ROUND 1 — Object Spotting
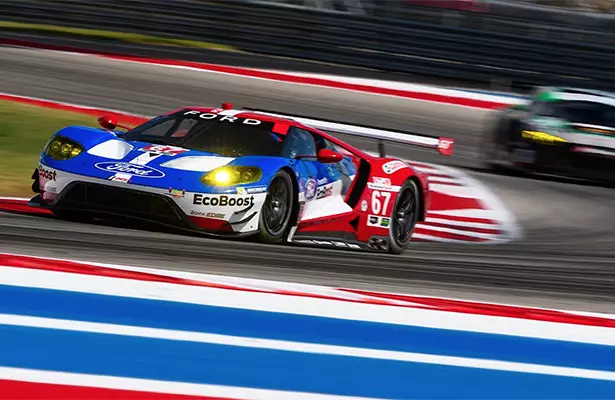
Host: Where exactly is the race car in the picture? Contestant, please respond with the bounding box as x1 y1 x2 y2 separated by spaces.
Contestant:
481 87 615 183
29 103 454 254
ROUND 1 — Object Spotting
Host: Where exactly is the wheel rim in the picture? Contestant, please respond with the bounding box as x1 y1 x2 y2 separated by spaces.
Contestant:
263 176 290 236
392 185 418 245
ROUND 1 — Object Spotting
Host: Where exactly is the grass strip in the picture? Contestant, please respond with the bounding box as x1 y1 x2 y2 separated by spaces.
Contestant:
0 21 236 51
0 100 98 196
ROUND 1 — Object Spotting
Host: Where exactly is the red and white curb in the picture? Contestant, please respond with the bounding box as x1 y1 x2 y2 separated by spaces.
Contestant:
0 92 521 243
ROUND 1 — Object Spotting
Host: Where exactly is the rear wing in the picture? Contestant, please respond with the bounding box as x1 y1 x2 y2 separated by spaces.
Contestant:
241 107 455 157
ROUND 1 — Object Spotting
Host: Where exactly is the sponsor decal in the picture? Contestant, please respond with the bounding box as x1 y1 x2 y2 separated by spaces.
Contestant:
382 160 408 174
109 175 131 183
316 184 333 200
140 144 188 156
367 182 396 191
294 239 361 249
95 162 165 178
166 188 186 199
237 186 267 195
317 178 328 185
360 199 368 212
38 165 57 181
367 214 391 229
193 194 254 208
183 110 262 125
373 177 391 186
438 138 455 155
305 178 317 201
206 212 225 219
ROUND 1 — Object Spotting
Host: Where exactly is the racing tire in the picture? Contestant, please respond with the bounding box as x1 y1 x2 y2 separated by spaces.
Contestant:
388 180 420 255
51 209 93 223
256 170 295 244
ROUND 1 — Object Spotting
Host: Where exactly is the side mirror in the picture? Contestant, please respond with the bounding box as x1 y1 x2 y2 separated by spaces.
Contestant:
98 116 118 130
317 148 344 164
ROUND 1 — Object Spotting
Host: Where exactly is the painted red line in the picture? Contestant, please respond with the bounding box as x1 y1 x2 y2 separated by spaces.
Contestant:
0 199 52 216
0 93 148 127
413 227 490 242
0 253 271 294
0 380 229 399
340 289 615 328
428 191 484 211
0 38 507 109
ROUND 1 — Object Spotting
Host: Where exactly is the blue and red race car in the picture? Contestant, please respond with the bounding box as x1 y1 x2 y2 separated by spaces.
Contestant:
30 103 454 254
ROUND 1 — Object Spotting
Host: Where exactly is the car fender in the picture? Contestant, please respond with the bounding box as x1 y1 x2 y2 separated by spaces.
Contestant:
352 158 427 242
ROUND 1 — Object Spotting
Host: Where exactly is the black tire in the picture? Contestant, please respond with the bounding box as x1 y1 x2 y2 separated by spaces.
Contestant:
480 116 506 170
51 209 93 223
388 180 421 255
256 170 295 244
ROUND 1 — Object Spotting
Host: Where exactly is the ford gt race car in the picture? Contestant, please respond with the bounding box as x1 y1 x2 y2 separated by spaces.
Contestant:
481 87 615 183
29 103 454 254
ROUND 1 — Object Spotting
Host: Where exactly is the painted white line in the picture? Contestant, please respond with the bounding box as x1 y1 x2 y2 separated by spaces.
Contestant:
0 197 32 201
0 367 374 400
415 224 499 240
4 250 615 320
0 266 613 345
1 314 614 381
426 176 460 184
428 208 498 219
256 70 524 105
424 217 499 230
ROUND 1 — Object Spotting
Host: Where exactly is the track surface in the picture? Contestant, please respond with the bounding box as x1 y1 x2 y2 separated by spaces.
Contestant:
1 46 614 312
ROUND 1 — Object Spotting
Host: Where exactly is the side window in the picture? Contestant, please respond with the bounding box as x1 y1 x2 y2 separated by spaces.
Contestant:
139 118 177 137
282 127 317 158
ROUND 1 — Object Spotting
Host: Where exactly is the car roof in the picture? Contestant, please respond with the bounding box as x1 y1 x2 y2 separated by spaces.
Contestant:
167 106 372 159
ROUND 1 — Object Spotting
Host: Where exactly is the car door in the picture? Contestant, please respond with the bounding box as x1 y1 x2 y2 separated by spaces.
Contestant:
281 127 353 222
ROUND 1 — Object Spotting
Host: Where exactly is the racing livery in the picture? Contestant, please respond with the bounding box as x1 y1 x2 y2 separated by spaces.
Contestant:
481 87 615 183
29 103 454 254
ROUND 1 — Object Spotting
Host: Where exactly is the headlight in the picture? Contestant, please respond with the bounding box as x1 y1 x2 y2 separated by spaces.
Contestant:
201 166 262 187
45 136 84 160
522 130 568 145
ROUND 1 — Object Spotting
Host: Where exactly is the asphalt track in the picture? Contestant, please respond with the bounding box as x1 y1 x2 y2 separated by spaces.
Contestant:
1 46 614 312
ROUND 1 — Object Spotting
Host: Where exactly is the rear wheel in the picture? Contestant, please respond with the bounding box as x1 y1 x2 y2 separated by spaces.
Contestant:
256 170 294 244
388 180 420 255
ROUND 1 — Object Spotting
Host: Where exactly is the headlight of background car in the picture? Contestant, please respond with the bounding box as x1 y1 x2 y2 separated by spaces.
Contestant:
201 166 262 186
45 136 84 160
521 130 568 145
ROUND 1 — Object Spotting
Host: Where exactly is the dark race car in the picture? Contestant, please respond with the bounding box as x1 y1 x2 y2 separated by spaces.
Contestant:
481 87 615 184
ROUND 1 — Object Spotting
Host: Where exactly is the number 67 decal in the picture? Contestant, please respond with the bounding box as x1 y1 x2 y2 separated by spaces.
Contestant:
371 190 391 216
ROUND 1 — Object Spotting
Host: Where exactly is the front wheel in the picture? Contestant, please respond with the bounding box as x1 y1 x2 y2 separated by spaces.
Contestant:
388 180 421 255
256 170 295 244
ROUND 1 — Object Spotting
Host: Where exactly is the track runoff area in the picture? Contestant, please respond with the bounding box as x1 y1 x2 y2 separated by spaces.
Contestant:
0 42 612 398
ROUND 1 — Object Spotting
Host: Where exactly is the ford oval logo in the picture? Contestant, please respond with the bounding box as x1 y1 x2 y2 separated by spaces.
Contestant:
94 162 165 178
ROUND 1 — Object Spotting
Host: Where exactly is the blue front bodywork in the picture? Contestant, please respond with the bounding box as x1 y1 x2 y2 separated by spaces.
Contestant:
39 125 358 198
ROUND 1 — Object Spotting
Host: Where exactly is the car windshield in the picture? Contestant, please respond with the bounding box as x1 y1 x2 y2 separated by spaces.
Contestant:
122 110 285 157
547 101 615 127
